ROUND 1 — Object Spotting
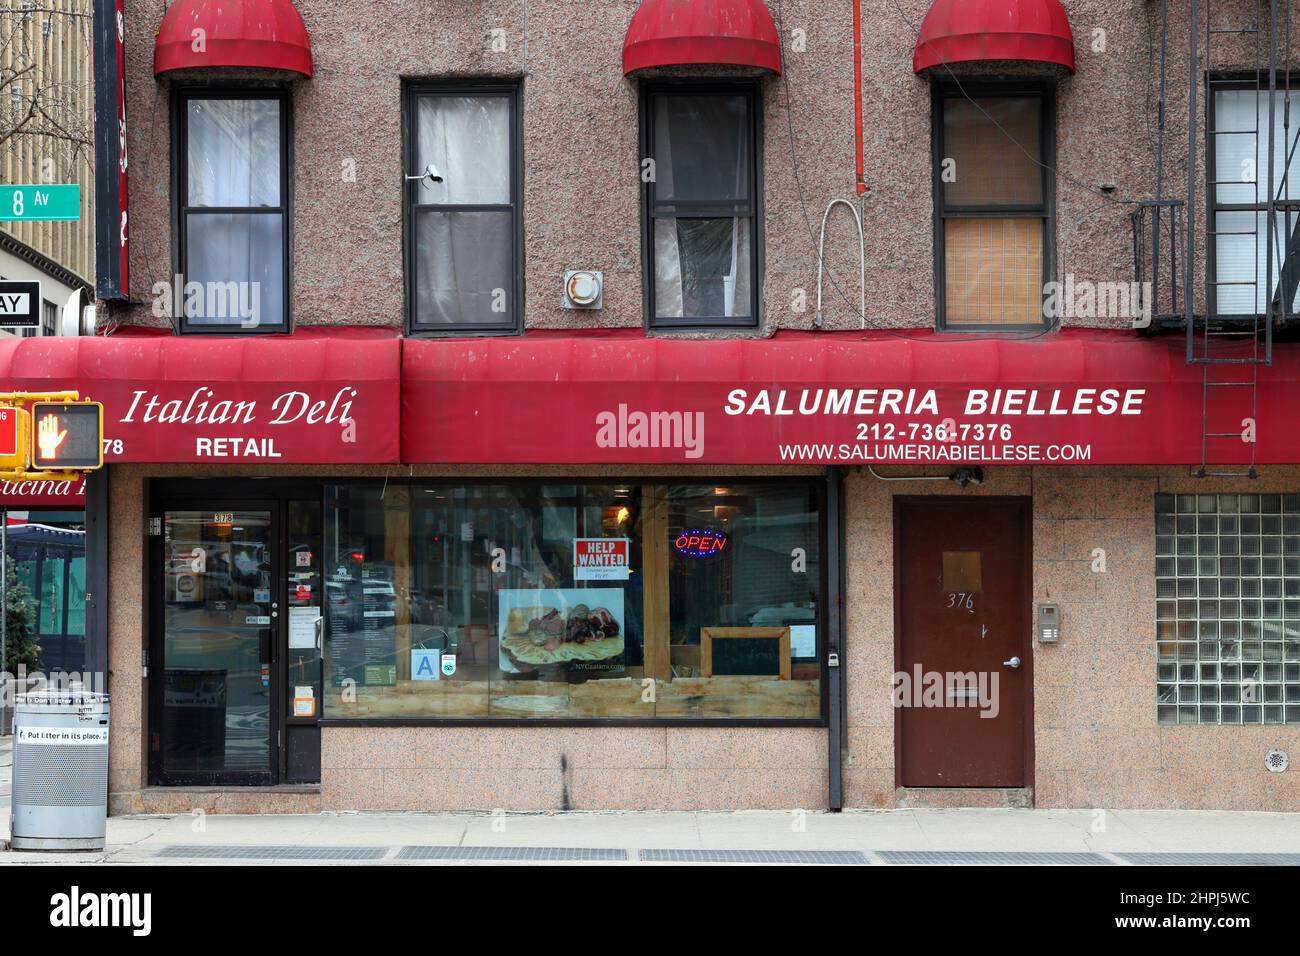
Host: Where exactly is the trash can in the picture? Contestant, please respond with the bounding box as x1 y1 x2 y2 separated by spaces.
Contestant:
9 687 110 851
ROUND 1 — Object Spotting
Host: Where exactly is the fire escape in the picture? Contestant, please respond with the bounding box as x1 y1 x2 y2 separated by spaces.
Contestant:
1134 0 1296 477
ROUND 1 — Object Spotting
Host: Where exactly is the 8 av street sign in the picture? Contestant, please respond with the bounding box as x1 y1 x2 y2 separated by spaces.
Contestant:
0 184 81 221
0 281 40 327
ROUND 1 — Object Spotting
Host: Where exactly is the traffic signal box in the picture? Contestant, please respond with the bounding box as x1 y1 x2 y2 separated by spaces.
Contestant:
29 401 103 470
0 405 29 471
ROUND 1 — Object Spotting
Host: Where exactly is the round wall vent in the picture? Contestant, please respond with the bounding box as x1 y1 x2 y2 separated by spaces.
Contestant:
1265 748 1288 773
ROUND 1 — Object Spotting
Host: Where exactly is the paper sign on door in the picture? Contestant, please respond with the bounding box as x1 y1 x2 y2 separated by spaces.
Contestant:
293 686 316 717
288 606 321 649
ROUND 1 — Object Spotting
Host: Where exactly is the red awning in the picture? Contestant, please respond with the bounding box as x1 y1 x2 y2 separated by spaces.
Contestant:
154 0 313 77
623 0 782 76
403 329 1299 467
913 0 1075 74
0 328 398 463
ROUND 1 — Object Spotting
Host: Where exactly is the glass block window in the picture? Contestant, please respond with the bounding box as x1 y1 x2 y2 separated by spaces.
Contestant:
1155 493 1300 725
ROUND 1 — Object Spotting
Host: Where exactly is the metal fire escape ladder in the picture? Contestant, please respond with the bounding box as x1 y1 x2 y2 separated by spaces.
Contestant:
1267 6 1298 323
1190 0 1283 478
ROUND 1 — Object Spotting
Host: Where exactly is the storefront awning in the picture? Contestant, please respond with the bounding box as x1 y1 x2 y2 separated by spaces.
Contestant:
0 328 399 464
154 0 314 77
403 328 1298 467
913 0 1075 74
622 0 783 76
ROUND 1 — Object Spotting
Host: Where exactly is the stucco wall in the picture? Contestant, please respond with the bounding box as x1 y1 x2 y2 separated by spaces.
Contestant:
846 465 1300 812
113 1 1300 334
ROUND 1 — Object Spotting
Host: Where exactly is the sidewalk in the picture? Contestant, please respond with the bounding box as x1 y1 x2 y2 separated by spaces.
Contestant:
2 804 1299 865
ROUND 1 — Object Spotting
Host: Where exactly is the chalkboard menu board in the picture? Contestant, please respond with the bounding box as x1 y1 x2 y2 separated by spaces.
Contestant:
701 627 791 679
711 637 781 676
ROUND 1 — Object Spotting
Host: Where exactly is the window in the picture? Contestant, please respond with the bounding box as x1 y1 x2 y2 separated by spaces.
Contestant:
1210 83 1300 317
1155 493 1300 725
177 90 288 332
405 83 520 332
934 88 1052 329
6 513 87 673
41 299 57 337
321 480 824 721
643 84 760 328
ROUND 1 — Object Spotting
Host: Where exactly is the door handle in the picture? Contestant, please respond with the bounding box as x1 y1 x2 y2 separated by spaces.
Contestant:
1002 656 1022 669
259 629 272 664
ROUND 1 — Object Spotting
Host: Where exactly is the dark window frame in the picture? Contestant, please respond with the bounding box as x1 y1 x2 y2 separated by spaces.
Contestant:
172 86 292 335
1206 76 1300 320
640 80 764 330
402 80 523 336
41 299 57 337
931 82 1055 332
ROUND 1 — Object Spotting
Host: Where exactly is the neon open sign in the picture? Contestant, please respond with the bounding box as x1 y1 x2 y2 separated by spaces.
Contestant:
673 528 729 558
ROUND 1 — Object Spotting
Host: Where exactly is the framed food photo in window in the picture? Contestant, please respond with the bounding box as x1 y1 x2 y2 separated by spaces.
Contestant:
641 82 762 329
174 88 290 333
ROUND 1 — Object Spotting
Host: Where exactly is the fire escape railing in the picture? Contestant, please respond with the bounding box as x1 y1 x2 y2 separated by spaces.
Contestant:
1131 199 1184 328
1142 0 1294 478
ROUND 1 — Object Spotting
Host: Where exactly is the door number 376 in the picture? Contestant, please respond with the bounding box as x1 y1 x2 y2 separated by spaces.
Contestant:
947 592 975 611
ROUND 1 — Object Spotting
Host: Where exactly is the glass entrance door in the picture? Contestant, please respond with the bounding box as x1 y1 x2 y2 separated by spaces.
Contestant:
158 507 277 785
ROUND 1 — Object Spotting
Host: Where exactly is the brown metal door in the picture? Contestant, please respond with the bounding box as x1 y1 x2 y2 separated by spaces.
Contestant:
896 497 1031 788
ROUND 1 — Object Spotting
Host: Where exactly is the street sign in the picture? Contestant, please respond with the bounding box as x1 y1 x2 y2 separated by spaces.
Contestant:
0 184 81 221
29 402 103 470
0 281 40 327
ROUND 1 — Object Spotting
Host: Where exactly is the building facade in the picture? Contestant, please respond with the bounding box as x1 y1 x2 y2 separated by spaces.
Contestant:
0 0 94 333
0 0 93 684
6 0 1299 814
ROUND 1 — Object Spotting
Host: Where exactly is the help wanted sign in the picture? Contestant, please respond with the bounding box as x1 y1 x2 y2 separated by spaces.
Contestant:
573 538 631 581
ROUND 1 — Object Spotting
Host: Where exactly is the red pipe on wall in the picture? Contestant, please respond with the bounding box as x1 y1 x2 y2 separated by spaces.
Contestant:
853 0 867 194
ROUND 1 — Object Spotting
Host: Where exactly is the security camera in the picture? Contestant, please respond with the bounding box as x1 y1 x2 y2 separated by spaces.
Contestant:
950 466 984 488
405 163 444 187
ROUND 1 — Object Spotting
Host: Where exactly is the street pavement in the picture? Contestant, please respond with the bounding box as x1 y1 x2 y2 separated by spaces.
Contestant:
1 736 1297 865
0 799 1298 865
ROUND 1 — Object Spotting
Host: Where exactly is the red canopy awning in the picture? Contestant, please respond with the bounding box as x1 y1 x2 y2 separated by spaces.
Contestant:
403 328 1297 467
154 0 313 77
623 0 782 76
0 328 398 463
913 0 1075 74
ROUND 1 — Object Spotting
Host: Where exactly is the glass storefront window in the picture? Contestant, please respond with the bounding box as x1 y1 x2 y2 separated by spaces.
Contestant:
321 480 823 721
4 512 87 673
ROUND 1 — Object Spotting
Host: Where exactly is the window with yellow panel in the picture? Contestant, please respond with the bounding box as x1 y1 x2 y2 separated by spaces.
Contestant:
936 89 1052 330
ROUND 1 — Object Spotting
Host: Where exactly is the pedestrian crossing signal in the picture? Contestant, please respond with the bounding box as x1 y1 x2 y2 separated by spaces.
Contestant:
30 401 103 470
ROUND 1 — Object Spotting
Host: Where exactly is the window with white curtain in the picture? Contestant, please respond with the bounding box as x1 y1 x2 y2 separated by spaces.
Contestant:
1211 84 1300 318
179 92 287 332
406 84 519 332
644 86 758 328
